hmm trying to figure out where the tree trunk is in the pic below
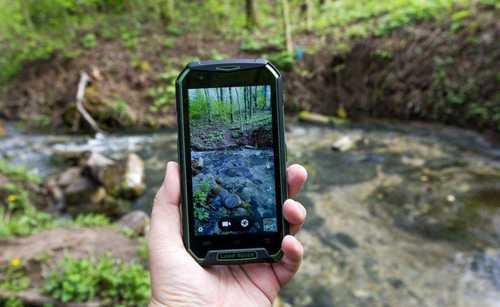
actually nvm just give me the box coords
[245,0,259,30]
[20,0,34,29]
[305,0,313,32]
[158,0,175,26]
[281,0,293,53]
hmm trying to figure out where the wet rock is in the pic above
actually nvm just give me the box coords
[64,176,105,206]
[53,148,91,164]
[56,167,83,187]
[191,157,204,175]
[121,153,145,197]
[83,151,114,181]
[49,153,142,215]
[332,136,356,152]
[0,120,5,137]
[333,232,359,249]
[298,111,348,125]
[401,156,425,167]
[81,152,145,199]
[213,189,242,209]
[387,277,405,289]
[470,249,500,290]
[118,210,150,236]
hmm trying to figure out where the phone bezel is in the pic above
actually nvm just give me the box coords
[177,64,287,260]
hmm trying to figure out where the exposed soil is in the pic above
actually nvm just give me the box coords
[287,7,500,132]
[0,7,498,133]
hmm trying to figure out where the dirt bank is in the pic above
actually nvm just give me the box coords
[288,6,499,132]
[0,6,498,133]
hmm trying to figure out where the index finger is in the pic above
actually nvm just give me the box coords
[287,164,308,197]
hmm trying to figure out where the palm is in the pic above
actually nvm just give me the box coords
[149,163,307,307]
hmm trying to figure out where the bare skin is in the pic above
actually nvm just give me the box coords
[149,162,308,307]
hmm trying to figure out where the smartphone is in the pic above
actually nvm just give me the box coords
[175,59,288,265]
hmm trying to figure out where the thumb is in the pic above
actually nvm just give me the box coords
[149,161,183,249]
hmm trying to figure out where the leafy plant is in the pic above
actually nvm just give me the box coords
[120,30,139,50]
[0,257,30,306]
[112,99,129,116]
[43,255,150,306]
[81,33,98,49]
[450,10,471,32]
[0,159,41,184]
[148,69,178,112]
[0,183,55,237]
[0,258,30,293]
[73,214,110,226]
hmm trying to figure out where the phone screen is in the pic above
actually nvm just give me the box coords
[188,85,277,236]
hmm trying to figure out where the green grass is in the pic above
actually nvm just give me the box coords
[1,0,486,85]
[0,159,41,184]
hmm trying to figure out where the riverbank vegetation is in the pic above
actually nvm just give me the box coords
[0,0,498,132]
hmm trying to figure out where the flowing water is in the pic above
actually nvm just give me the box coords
[1,120,500,306]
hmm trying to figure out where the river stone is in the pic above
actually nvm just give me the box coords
[224,166,252,178]
[64,176,107,210]
[83,152,114,182]
[332,136,356,152]
[191,157,204,175]
[223,192,242,209]
[118,210,150,236]
[56,167,82,187]
[121,153,145,198]
[0,120,5,137]
[212,189,242,209]
[53,148,91,164]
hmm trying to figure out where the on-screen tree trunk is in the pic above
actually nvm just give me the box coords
[281,0,293,53]
[245,0,259,30]
[203,88,211,123]
[229,88,234,123]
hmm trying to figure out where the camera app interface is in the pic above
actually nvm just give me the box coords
[188,85,277,236]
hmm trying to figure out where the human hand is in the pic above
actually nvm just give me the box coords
[149,161,308,307]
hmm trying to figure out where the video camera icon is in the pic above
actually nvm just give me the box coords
[219,217,252,231]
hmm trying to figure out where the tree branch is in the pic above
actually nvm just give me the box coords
[75,71,103,134]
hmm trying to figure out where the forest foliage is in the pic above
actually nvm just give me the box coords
[189,86,271,127]
[1,0,497,84]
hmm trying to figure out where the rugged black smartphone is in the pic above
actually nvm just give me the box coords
[176,59,288,265]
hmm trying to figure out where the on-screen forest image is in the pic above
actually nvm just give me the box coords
[188,86,277,236]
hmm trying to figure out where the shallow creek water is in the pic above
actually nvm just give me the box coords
[1,120,500,307]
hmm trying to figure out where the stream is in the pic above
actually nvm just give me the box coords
[1,120,500,307]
